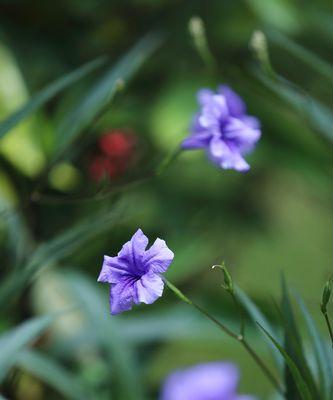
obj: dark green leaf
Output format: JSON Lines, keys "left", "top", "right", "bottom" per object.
{"left": 257, "top": 72, "right": 333, "bottom": 144}
{"left": 0, "top": 202, "right": 125, "bottom": 305}
{"left": 294, "top": 293, "right": 332, "bottom": 400}
{"left": 258, "top": 323, "right": 312, "bottom": 400}
{"left": 54, "top": 32, "right": 164, "bottom": 158}
{"left": 17, "top": 350, "right": 90, "bottom": 400}
{"left": 0, "top": 57, "right": 106, "bottom": 139}
{"left": 268, "top": 30, "right": 333, "bottom": 85}
{"left": 0, "top": 315, "right": 55, "bottom": 382}
{"left": 64, "top": 272, "right": 145, "bottom": 400}
{"left": 235, "top": 286, "right": 283, "bottom": 371}
{"left": 280, "top": 278, "right": 320, "bottom": 399}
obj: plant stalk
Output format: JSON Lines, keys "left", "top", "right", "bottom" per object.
{"left": 164, "top": 278, "right": 283, "bottom": 395}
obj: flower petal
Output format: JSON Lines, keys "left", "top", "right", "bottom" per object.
{"left": 118, "top": 228, "right": 148, "bottom": 272}
{"left": 135, "top": 273, "right": 164, "bottom": 305}
{"left": 182, "top": 115, "right": 212, "bottom": 149}
{"left": 208, "top": 137, "right": 250, "bottom": 172}
{"left": 241, "top": 115, "right": 261, "bottom": 130}
{"left": 109, "top": 279, "right": 135, "bottom": 315}
{"left": 223, "top": 118, "right": 261, "bottom": 154}
{"left": 219, "top": 85, "right": 246, "bottom": 117}
{"left": 197, "top": 88, "right": 214, "bottom": 105}
{"left": 143, "top": 238, "right": 174, "bottom": 273}
{"left": 160, "top": 362, "right": 240, "bottom": 400}
{"left": 198, "top": 95, "right": 228, "bottom": 129}
{"left": 97, "top": 255, "right": 131, "bottom": 284}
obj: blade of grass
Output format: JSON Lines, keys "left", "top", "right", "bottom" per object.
{"left": 294, "top": 292, "right": 332, "bottom": 400}
{"left": 235, "top": 286, "right": 283, "bottom": 371}
{"left": 17, "top": 350, "right": 91, "bottom": 400}
{"left": 54, "top": 32, "right": 164, "bottom": 158}
{"left": 0, "top": 315, "right": 55, "bottom": 382}
{"left": 257, "top": 323, "right": 312, "bottom": 400}
{"left": 65, "top": 272, "right": 145, "bottom": 400}
{"left": 257, "top": 72, "right": 333, "bottom": 144}
{"left": 268, "top": 30, "right": 333, "bottom": 85}
{"left": 0, "top": 201, "right": 125, "bottom": 306}
{"left": 0, "top": 57, "right": 106, "bottom": 139}
{"left": 280, "top": 278, "right": 320, "bottom": 399}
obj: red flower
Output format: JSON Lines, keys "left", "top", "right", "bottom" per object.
{"left": 89, "top": 156, "right": 117, "bottom": 182}
{"left": 89, "top": 130, "right": 136, "bottom": 183}
{"left": 99, "top": 131, "right": 135, "bottom": 159}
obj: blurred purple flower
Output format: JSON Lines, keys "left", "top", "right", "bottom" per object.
{"left": 98, "top": 229, "right": 174, "bottom": 315}
{"left": 182, "top": 85, "right": 261, "bottom": 172}
{"left": 160, "top": 362, "right": 255, "bottom": 400}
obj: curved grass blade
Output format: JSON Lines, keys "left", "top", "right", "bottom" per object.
{"left": 294, "top": 293, "right": 332, "bottom": 400}
{"left": 257, "top": 323, "right": 312, "bottom": 400}
{"left": 268, "top": 30, "right": 333, "bottom": 85}
{"left": 17, "top": 350, "right": 91, "bottom": 400}
{"left": 65, "top": 272, "right": 145, "bottom": 400}
{"left": 0, "top": 202, "right": 125, "bottom": 306}
{"left": 0, "top": 315, "right": 55, "bottom": 382}
{"left": 280, "top": 278, "right": 320, "bottom": 400}
{"left": 55, "top": 32, "right": 164, "bottom": 158}
{"left": 252, "top": 33, "right": 333, "bottom": 145}
{"left": 0, "top": 57, "right": 106, "bottom": 139}
{"left": 235, "top": 286, "right": 283, "bottom": 371}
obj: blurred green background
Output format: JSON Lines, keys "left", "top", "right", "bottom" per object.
{"left": 1, "top": 0, "right": 333, "bottom": 399}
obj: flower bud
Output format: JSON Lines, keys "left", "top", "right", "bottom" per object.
{"left": 321, "top": 280, "right": 332, "bottom": 314}
{"left": 212, "top": 263, "right": 234, "bottom": 294}
{"left": 249, "top": 30, "right": 272, "bottom": 75}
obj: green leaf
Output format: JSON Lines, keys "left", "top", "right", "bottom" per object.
{"left": 257, "top": 72, "right": 333, "bottom": 144}
{"left": 268, "top": 30, "right": 333, "bottom": 85}
{"left": 0, "top": 202, "right": 125, "bottom": 305}
{"left": 0, "top": 57, "right": 106, "bottom": 139}
{"left": 294, "top": 293, "right": 332, "bottom": 400}
{"left": 64, "top": 272, "right": 145, "bottom": 400}
{"left": 17, "top": 350, "right": 91, "bottom": 400}
{"left": 54, "top": 32, "right": 164, "bottom": 158}
{"left": 257, "top": 323, "right": 312, "bottom": 400}
{"left": 280, "top": 279, "right": 320, "bottom": 399}
{"left": 0, "top": 199, "right": 32, "bottom": 268}
{"left": 235, "top": 286, "right": 283, "bottom": 371}
{"left": 0, "top": 315, "right": 55, "bottom": 382}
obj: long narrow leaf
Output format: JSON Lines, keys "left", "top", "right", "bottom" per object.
{"left": 0, "top": 202, "right": 125, "bottom": 305}
{"left": 268, "top": 30, "right": 333, "bottom": 85}
{"left": 280, "top": 279, "right": 320, "bottom": 399}
{"left": 236, "top": 286, "right": 283, "bottom": 371}
{"left": 258, "top": 323, "right": 312, "bottom": 400}
{"left": 17, "top": 350, "right": 90, "bottom": 400}
{"left": 55, "top": 32, "right": 164, "bottom": 157}
{"left": 0, "top": 315, "right": 55, "bottom": 382}
{"left": 294, "top": 293, "right": 332, "bottom": 400}
{"left": 64, "top": 272, "right": 145, "bottom": 400}
{"left": 257, "top": 72, "right": 333, "bottom": 144}
{"left": 0, "top": 57, "right": 106, "bottom": 139}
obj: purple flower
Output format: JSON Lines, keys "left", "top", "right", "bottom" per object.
{"left": 98, "top": 229, "right": 174, "bottom": 315}
{"left": 182, "top": 85, "right": 261, "bottom": 172}
{"left": 160, "top": 362, "right": 255, "bottom": 400}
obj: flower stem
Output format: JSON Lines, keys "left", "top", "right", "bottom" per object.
{"left": 230, "top": 290, "right": 245, "bottom": 337}
{"left": 155, "top": 147, "right": 182, "bottom": 177}
{"left": 164, "top": 278, "right": 283, "bottom": 395}
{"left": 322, "top": 311, "right": 333, "bottom": 348}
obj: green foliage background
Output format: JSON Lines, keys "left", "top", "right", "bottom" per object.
{"left": 1, "top": 0, "right": 333, "bottom": 399}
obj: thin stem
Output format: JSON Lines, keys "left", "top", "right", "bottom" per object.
{"left": 31, "top": 144, "right": 183, "bottom": 205}
{"left": 323, "top": 312, "right": 333, "bottom": 348}
{"left": 240, "top": 339, "right": 282, "bottom": 393}
{"left": 230, "top": 291, "right": 245, "bottom": 337}
{"left": 155, "top": 147, "right": 182, "bottom": 177}
{"left": 164, "top": 278, "right": 283, "bottom": 395}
